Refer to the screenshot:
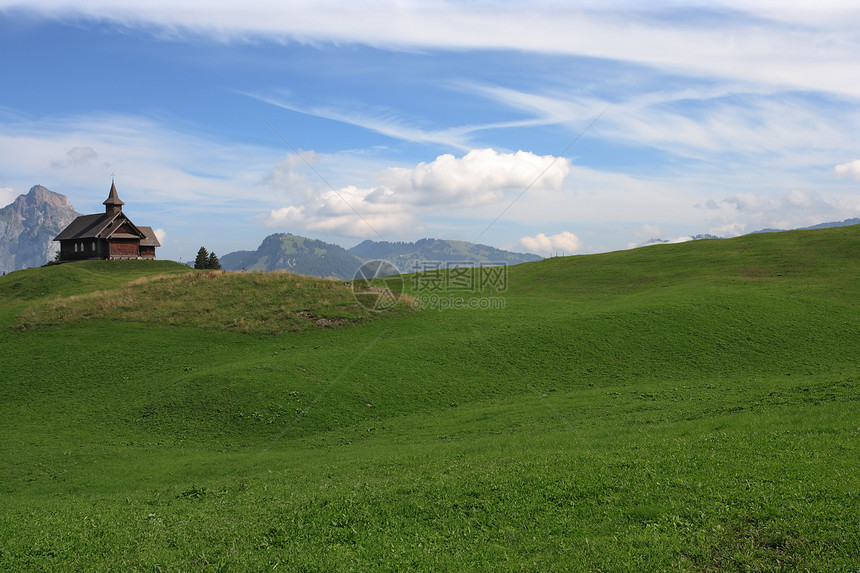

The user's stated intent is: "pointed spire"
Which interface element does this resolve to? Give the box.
[103,178,124,213]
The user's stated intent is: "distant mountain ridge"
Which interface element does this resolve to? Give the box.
[348,238,541,272]
[221,234,543,279]
[641,219,860,248]
[751,218,860,234]
[0,185,81,274]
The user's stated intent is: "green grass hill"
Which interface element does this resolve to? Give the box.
[0,227,857,570]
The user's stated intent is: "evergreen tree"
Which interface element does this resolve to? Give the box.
[194,247,209,269]
[207,251,222,270]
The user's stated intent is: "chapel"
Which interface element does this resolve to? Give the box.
[54,180,160,261]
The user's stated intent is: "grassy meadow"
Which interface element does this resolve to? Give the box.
[0,227,858,571]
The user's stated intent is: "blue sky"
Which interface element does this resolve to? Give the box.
[1,1,859,263]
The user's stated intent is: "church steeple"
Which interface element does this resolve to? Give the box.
[103,178,124,214]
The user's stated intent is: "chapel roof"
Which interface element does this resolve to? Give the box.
[138,226,162,247]
[54,212,116,241]
[103,180,124,207]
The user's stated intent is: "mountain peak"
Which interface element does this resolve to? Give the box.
[221,233,362,278]
[1,185,81,273]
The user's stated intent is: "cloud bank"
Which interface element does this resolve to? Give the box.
[263,148,572,238]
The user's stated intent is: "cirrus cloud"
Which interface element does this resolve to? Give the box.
[7,1,860,99]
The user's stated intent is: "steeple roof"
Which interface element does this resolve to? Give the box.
[103,180,125,207]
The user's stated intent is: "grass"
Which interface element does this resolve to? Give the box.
[0,226,858,570]
[14,268,413,334]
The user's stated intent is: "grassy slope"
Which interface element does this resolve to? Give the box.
[0,228,858,571]
[12,267,410,334]
[0,260,191,324]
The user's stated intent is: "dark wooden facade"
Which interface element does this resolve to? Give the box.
[54,182,160,261]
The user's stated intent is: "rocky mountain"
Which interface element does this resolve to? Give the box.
[0,185,81,274]
[220,233,363,279]
[348,238,541,272]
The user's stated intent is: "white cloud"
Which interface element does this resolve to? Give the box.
[519,231,582,255]
[709,222,747,237]
[0,187,17,207]
[153,228,166,243]
[626,225,699,249]
[265,205,304,227]
[834,160,860,180]
[628,235,695,249]
[264,186,420,238]
[379,149,570,207]
[50,146,98,169]
[633,224,663,243]
[714,190,855,232]
[262,148,571,238]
